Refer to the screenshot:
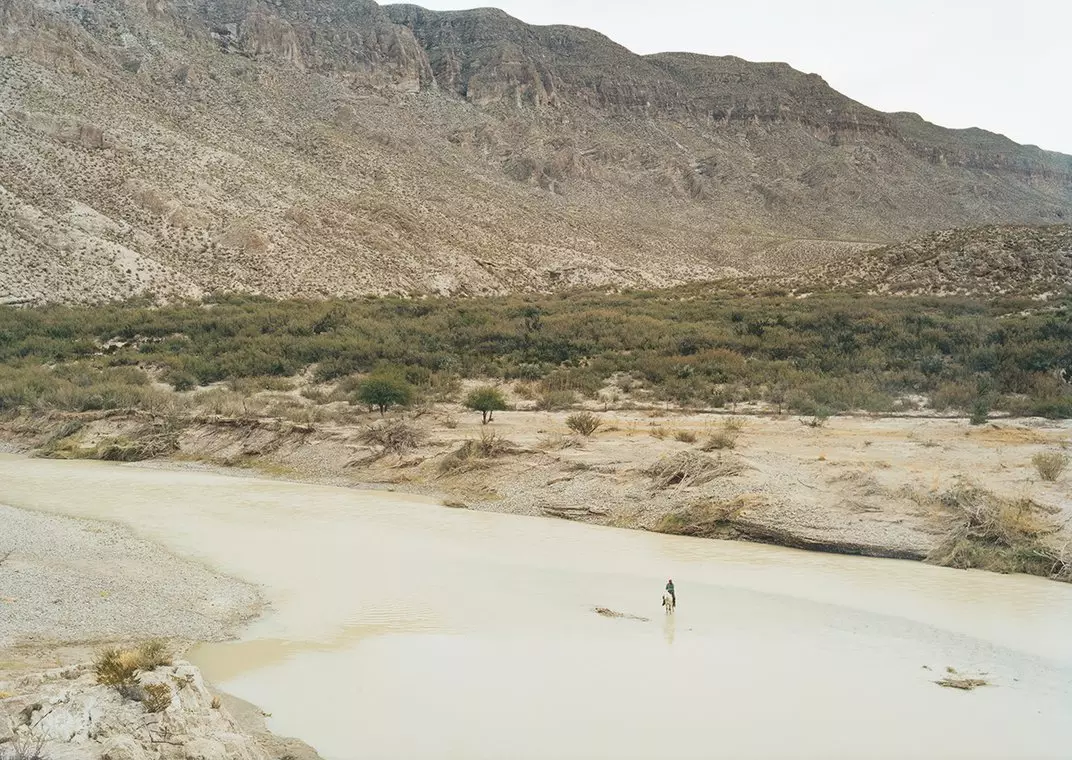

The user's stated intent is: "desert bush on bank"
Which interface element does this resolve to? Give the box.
[565,411,601,437]
[674,429,698,443]
[465,385,507,424]
[1032,451,1069,482]
[353,375,413,415]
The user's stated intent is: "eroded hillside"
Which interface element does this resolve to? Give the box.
[1,0,1070,303]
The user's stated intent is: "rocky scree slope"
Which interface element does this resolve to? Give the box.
[1,0,1070,303]
[765,224,1072,296]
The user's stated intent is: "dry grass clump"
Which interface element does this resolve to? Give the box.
[565,411,601,437]
[537,431,580,450]
[358,418,425,456]
[701,429,738,450]
[439,430,518,474]
[674,429,697,443]
[722,416,746,432]
[928,485,1066,579]
[94,640,173,701]
[649,425,667,439]
[135,639,173,669]
[700,417,744,450]
[645,451,744,489]
[142,682,173,712]
[1032,450,1069,482]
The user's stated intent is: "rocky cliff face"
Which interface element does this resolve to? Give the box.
[0,0,1070,303]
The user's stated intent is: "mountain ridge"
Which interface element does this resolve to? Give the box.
[0,0,1069,304]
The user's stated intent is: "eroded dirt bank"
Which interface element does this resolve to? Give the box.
[4,404,1069,575]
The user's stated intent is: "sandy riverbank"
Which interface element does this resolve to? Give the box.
[6,404,1068,573]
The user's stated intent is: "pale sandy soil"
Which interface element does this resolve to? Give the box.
[7,404,1066,562]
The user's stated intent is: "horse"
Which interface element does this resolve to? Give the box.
[662,592,675,614]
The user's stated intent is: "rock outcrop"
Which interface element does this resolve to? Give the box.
[0,661,319,760]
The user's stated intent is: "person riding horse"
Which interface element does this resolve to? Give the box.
[665,578,675,607]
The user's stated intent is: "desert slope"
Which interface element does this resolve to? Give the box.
[0,0,1070,303]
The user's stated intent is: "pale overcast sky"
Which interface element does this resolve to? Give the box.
[413,0,1072,155]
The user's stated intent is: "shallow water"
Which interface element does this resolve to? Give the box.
[2,455,1071,759]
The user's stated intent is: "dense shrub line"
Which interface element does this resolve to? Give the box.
[1,287,1070,417]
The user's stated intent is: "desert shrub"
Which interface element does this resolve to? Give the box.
[645,451,744,489]
[165,370,198,391]
[464,386,507,424]
[3,291,1072,419]
[94,648,140,691]
[800,413,829,428]
[969,398,990,425]
[359,419,425,456]
[1033,451,1069,482]
[535,389,575,411]
[649,425,667,439]
[930,382,976,412]
[142,682,173,713]
[674,430,698,443]
[354,375,413,415]
[439,430,517,474]
[565,412,601,437]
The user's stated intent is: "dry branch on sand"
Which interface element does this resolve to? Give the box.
[927,485,1068,580]
[438,430,518,475]
[935,667,989,690]
[592,607,649,622]
[645,451,744,488]
[358,418,425,457]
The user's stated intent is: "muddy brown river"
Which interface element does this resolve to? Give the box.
[2,457,1071,759]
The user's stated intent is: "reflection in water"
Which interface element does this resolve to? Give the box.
[662,611,676,646]
[2,455,1072,760]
